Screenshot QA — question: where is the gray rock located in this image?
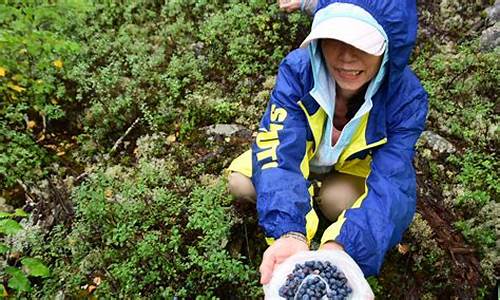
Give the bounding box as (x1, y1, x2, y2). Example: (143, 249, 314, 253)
(203, 124, 248, 137)
(480, 22, 500, 51)
(481, 1, 500, 51)
(420, 131, 456, 154)
(486, 0, 500, 23)
(190, 41, 204, 56)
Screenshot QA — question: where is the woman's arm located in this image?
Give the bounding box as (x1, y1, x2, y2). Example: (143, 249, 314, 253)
(278, 0, 318, 15)
(252, 50, 314, 284)
(320, 89, 428, 276)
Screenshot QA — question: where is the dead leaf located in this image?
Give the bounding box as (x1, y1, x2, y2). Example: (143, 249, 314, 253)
(397, 243, 410, 255)
(105, 189, 113, 198)
(1, 284, 7, 296)
(166, 134, 176, 144)
(53, 59, 63, 69)
(8, 251, 21, 261)
(51, 98, 58, 105)
(7, 82, 26, 93)
(87, 285, 96, 293)
(27, 120, 36, 129)
(36, 133, 46, 142)
(56, 151, 66, 156)
(93, 277, 102, 286)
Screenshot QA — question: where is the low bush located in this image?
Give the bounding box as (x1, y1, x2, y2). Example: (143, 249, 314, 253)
(0, 1, 87, 188)
(413, 43, 499, 147)
(27, 135, 261, 298)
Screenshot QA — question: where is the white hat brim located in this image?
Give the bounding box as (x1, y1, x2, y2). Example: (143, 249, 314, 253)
(300, 17, 386, 56)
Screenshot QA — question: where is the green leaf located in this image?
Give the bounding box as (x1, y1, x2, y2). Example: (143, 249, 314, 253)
(0, 243, 10, 254)
(21, 257, 50, 277)
(0, 284, 6, 297)
(5, 267, 31, 292)
(0, 219, 23, 235)
(0, 212, 13, 218)
(13, 209, 28, 217)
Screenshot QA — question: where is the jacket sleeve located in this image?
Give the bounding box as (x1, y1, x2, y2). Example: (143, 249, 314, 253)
(302, 0, 319, 15)
(321, 91, 428, 276)
(252, 54, 312, 239)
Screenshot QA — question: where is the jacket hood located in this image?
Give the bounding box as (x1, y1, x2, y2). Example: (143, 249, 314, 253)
(306, 3, 390, 171)
(317, 0, 418, 72)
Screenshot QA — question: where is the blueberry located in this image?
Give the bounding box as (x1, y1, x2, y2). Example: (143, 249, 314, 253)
(313, 261, 321, 269)
(279, 287, 287, 297)
(279, 260, 349, 299)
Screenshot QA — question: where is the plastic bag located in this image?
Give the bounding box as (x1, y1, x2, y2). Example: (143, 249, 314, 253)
(263, 250, 374, 299)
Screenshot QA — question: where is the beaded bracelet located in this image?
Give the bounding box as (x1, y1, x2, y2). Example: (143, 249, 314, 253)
(280, 231, 307, 243)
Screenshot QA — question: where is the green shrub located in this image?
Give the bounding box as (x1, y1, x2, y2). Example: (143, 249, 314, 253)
(65, 0, 309, 146)
(447, 151, 499, 212)
(30, 151, 261, 298)
(413, 39, 498, 297)
(0, 209, 50, 296)
(413, 44, 499, 147)
(0, 123, 51, 188)
(0, 1, 88, 188)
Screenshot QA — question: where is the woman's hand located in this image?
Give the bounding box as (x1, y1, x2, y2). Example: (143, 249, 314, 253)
(278, 0, 302, 13)
(259, 235, 309, 284)
(320, 240, 344, 251)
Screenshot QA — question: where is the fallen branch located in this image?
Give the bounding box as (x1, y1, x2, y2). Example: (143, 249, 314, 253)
(75, 172, 88, 184)
(449, 247, 476, 254)
(109, 117, 140, 154)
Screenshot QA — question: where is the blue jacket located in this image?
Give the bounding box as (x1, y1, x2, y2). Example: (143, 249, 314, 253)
(229, 0, 427, 276)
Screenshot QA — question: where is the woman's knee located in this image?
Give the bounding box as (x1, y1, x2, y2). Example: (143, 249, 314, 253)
(317, 173, 365, 221)
(228, 172, 256, 203)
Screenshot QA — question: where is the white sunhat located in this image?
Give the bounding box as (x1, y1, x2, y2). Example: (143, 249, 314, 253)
(300, 4, 386, 56)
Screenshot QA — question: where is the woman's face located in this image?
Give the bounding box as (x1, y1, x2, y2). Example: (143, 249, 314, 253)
(321, 39, 383, 95)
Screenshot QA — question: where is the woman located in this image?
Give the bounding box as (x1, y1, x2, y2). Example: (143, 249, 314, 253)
(228, 0, 428, 285)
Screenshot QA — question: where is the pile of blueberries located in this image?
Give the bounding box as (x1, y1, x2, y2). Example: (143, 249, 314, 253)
(278, 260, 352, 300)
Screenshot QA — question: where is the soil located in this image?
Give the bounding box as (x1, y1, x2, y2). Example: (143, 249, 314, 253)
(415, 161, 483, 298)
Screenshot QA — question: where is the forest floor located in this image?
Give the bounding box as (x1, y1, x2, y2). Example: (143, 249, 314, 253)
(0, 0, 498, 299)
